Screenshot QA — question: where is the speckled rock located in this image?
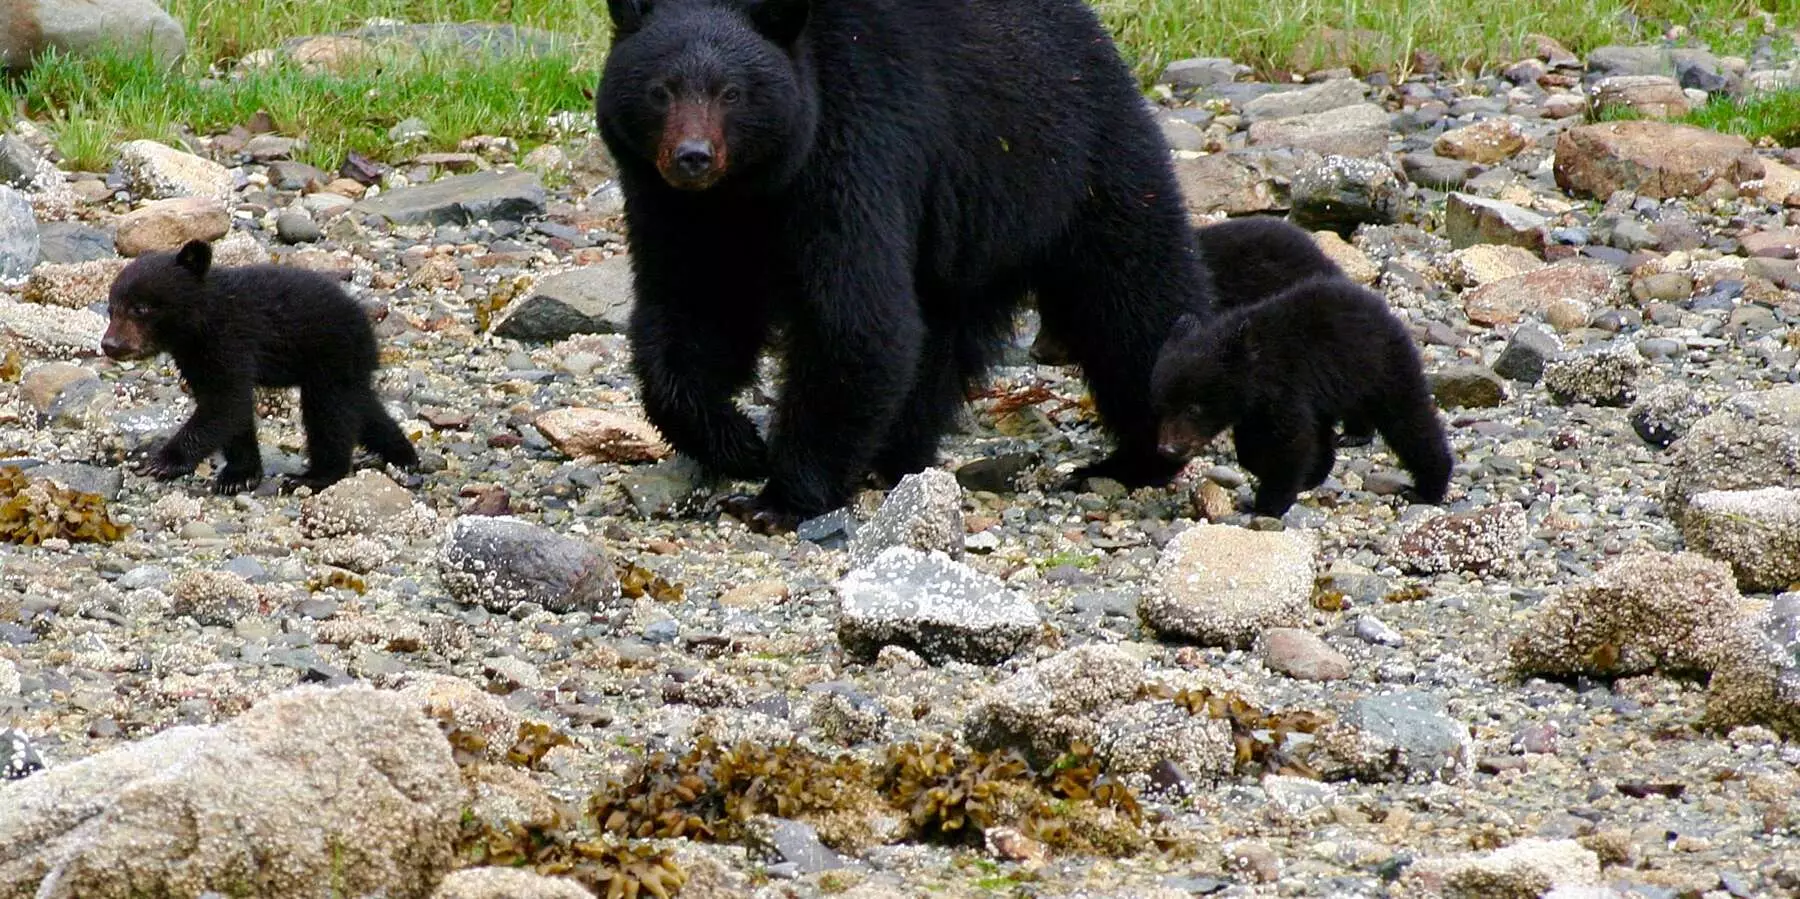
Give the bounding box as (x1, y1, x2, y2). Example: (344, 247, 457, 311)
(1396, 503, 1526, 576)
(835, 547, 1038, 665)
(1706, 594, 1800, 739)
(297, 470, 425, 538)
(114, 139, 235, 203)
(1141, 523, 1317, 648)
(533, 407, 670, 463)
(168, 569, 263, 627)
(1462, 260, 1619, 327)
(437, 514, 619, 614)
(1542, 340, 1646, 406)
(0, 299, 107, 359)
(963, 644, 1144, 765)
(847, 468, 965, 568)
(1401, 838, 1602, 897)
(1591, 74, 1690, 118)
(1509, 551, 1752, 678)
(1665, 386, 1800, 525)
(1094, 700, 1234, 782)
(1680, 487, 1800, 592)
(1433, 118, 1530, 164)
(1446, 244, 1545, 289)
(1247, 104, 1391, 159)
(20, 259, 129, 309)
(431, 867, 595, 899)
(1285, 153, 1401, 233)
(1628, 382, 1709, 448)
(0, 685, 462, 899)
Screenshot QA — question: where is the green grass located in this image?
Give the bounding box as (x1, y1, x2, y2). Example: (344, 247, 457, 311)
(3, 0, 1796, 175)
(1683, 87, 1800, 144)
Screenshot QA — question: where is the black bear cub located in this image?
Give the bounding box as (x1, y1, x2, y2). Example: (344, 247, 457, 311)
(1150, 276, 1453, 517)
(597, 0, 1213, 532)
(1031, 215, 1343, 366)
(102, 239, 418, 495)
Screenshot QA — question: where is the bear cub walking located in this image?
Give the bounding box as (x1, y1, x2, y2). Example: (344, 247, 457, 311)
(1151, 276, 1452, 517)
(102, 239, 418, 495)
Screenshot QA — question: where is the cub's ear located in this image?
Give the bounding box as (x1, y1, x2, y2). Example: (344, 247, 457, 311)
(749, 0, 810, 45)
(175, 240, 213, 277)
(607, 0, 652, 35)
(1171, 312, 1205, 334)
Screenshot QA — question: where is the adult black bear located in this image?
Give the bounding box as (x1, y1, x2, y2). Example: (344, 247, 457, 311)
(1031, 215, 1346, 366)
(102, 240, 418, 495)
(1150, 276, 1452, 517)
(596, 0, 1212, 531)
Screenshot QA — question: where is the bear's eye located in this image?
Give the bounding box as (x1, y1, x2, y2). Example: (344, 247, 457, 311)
(647, 84, 672, 107)
(133, 302, 154, 317)
(719, 86, 742, 105)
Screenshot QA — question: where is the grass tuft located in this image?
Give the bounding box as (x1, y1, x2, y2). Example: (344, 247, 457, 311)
(1683, 87, 1800, 145)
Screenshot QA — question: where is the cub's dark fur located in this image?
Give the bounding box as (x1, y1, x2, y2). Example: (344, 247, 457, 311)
(103, 240, 418, 494)
(1151, 276, 1452, 517)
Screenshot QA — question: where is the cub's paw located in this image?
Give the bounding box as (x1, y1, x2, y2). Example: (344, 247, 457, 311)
(719, 493, 802, 535)
(135, 449, 196, 482)
(213, 467, 263, 496)
(279, 471, 346, 494)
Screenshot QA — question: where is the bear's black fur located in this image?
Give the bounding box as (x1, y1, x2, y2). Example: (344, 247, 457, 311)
(1030, 214, 1344, 364)
(1150, 276, 1452, 517)
(102, 240, 418, 495)
(596, 0, 1213, 530)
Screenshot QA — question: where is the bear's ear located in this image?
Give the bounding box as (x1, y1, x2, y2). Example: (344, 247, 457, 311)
(748, 0, 810, 45)
(607, 0, 652, 35)
(175, 240, 213, 277)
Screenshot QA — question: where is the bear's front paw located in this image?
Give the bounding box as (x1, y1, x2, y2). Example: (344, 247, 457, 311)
(213, 466, 263, 496)
(719, 493, 802, 535)
(136, 449, 196, 481)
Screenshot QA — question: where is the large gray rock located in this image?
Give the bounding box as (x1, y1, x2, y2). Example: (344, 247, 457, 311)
(438, 514, 620, 614)
(835, 547, 1039, 665)
(1247, 104, 1392, 159)
(35, 221, 113, 264)
(1241, 79, 1369, 122)
(1315, 691, 1473, 783)
(353, 170, 546, 225)
(1142, 523, 1316, 647)
(0, 0, 187, 70)
(492, 260, 634, 341)
(0, 184, 39, 280)
(1665, 386, 1800, 524)
(846, 468, 965, 568)
(1286, 153, 1401, 235)
(0, 685, 463, 899)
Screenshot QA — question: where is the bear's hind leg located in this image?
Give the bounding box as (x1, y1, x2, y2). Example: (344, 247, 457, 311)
(356, 390, 420, 470)
(1373, 389, 1454, 505)
(1304, 420, 1338, 489)
(286, 382, 360, 491)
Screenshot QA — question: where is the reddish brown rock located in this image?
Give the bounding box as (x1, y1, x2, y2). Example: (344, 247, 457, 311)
(1553, 121, 1762, 200)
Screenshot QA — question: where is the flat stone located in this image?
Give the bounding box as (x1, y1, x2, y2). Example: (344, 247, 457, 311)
(835, 547, 1039, 665)
(1445, 192, 1547, 251)
(114, 139, 234, 202)
(1553, 121, 1762, 200)
(0, 185, 37, 280)
(1141, 523, 1317, 647)
(353, 170, 546, 226)
(492, 259, 633, 341)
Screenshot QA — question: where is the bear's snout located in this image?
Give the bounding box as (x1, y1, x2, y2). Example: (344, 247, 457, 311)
(657, 100, 730, 190)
